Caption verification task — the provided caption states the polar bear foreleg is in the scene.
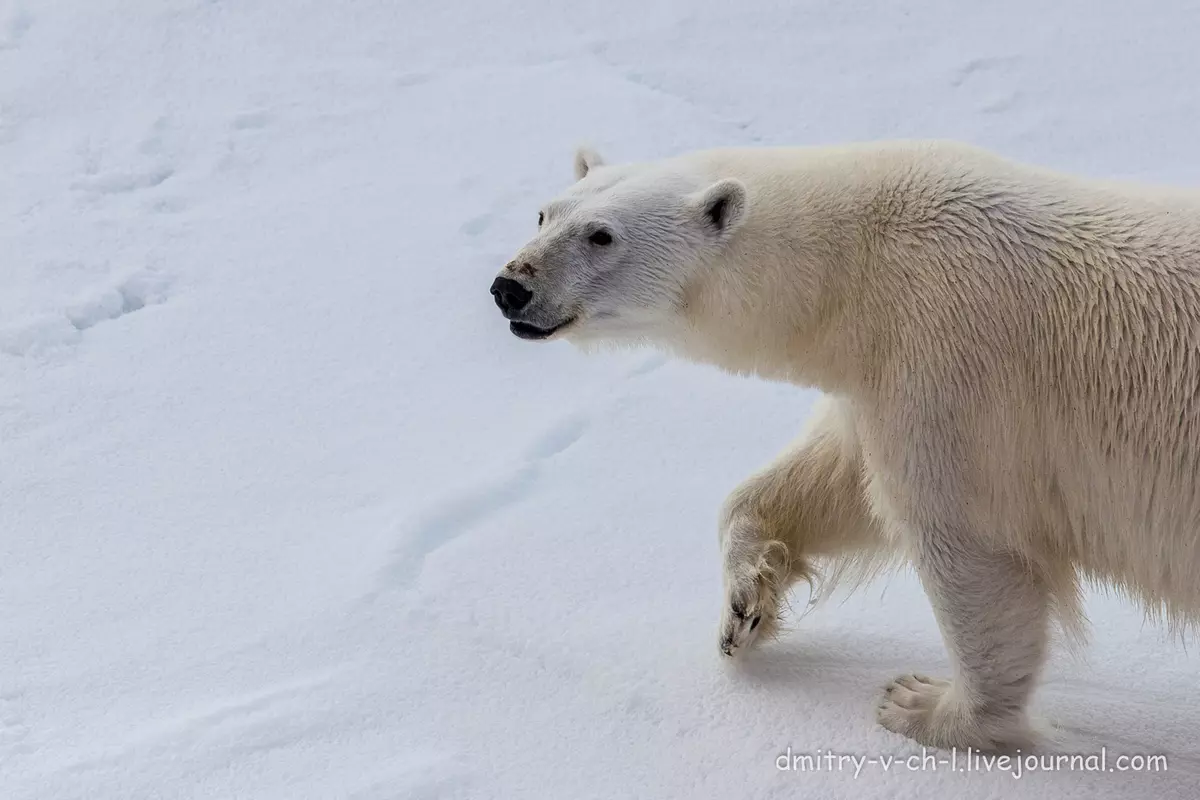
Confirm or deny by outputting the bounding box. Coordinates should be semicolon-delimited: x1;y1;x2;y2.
717;399;888;656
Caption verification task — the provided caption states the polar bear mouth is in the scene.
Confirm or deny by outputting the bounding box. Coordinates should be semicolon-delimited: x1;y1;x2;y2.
509;317;576;340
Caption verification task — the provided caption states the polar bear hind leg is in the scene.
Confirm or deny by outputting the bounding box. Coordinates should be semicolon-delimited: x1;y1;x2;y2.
875;536;1050;751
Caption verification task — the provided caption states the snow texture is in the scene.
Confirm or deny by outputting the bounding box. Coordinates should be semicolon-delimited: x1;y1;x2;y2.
3;1;1199;798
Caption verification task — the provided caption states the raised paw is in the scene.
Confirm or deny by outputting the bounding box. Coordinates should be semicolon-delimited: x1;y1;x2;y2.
877;674;1031;752
718;591;765;656
718;542;788;657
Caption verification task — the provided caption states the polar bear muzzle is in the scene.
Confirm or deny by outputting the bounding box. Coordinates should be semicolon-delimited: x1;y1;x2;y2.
489;275;576;340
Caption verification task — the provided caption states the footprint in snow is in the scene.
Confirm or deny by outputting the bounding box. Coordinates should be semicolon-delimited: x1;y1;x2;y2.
373;414;591;595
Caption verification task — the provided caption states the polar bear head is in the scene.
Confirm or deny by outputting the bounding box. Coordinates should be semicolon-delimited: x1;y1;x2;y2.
489;147;748;345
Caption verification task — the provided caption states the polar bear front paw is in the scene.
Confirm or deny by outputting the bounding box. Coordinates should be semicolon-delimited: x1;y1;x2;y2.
719;542;788;657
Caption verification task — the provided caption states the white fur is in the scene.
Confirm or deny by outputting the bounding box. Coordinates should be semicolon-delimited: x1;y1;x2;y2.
492;140;1200;752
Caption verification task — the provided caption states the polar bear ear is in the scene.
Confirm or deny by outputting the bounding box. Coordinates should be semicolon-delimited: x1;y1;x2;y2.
692;178;748;238
573;146;605;181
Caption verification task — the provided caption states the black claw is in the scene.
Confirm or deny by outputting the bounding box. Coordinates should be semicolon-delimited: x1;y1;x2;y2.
749;615;761;632
720;637;734;656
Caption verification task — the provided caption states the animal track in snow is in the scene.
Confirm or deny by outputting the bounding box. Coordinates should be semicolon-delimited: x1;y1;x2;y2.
0;269;171;357
65;270;170;332
522;413;588;460
950;55;1020;87
69;116;184;203
379;465;540;592
73;164;174;196
218;107;274;172
949;55;1024;116
376;414;592;594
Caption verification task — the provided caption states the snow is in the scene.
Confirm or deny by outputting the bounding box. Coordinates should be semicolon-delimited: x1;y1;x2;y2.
3;1;1199;797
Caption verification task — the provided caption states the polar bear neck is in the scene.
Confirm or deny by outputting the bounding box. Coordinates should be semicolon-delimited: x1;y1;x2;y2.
666;145;903;392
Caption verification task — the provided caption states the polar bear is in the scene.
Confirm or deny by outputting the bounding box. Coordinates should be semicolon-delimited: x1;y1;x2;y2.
488;140;1200;752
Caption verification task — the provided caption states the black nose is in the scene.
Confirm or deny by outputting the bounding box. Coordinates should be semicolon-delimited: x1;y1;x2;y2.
490;276;532;314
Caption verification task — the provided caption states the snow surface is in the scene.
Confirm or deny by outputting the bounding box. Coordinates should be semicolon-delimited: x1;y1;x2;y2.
4;1;1200;797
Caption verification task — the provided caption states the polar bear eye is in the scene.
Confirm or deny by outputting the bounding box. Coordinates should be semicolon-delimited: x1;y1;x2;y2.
537;211;544;227
588;229;613;246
